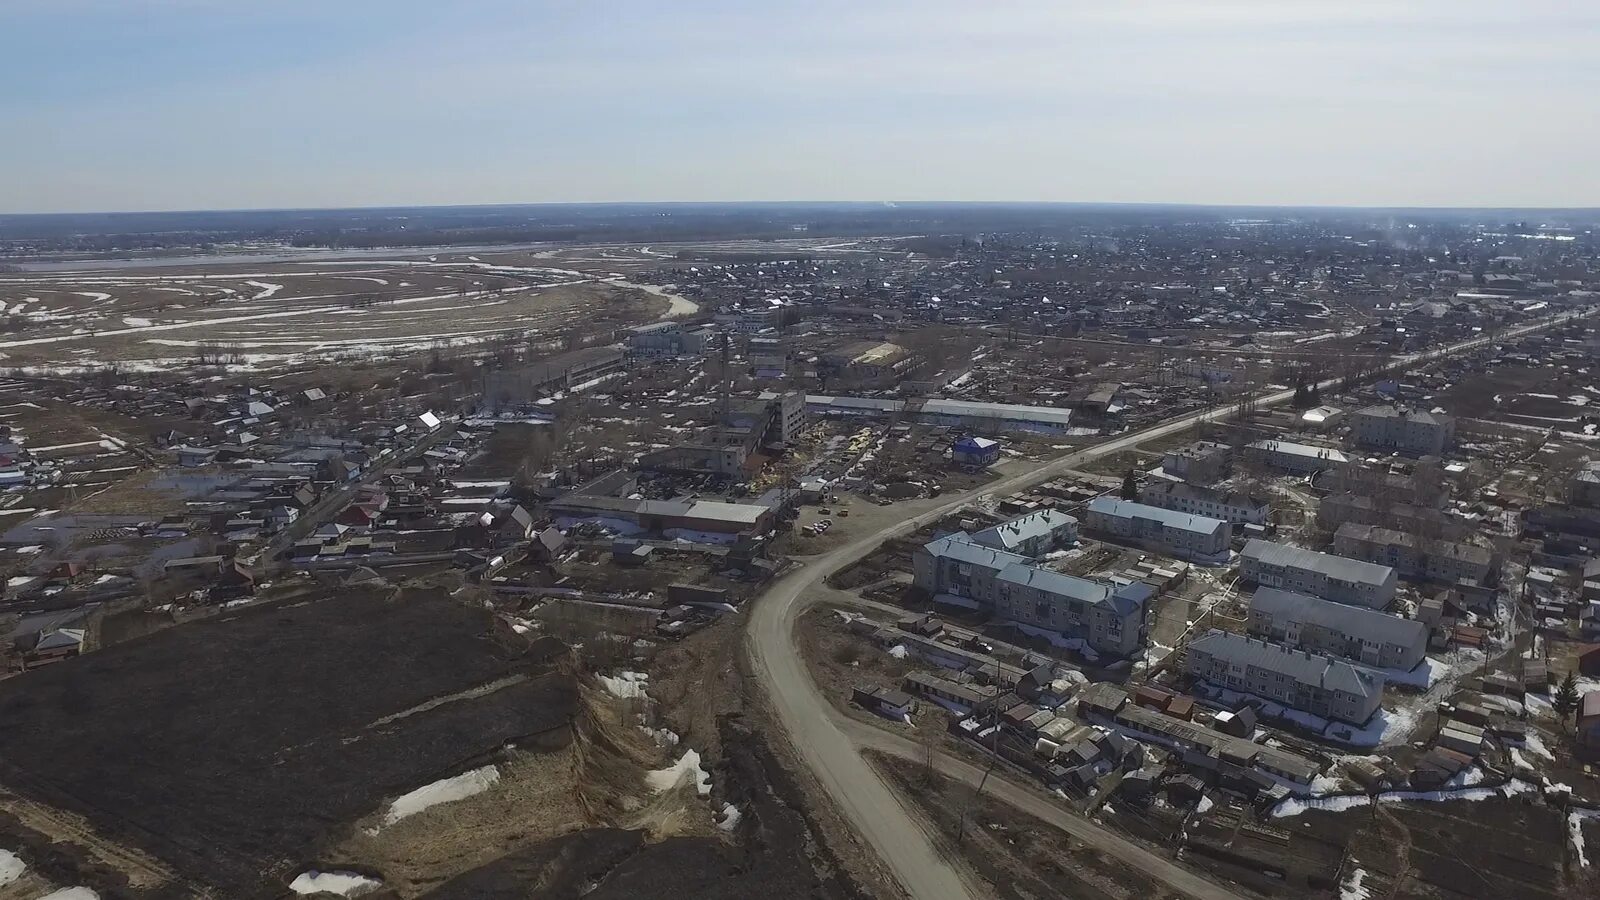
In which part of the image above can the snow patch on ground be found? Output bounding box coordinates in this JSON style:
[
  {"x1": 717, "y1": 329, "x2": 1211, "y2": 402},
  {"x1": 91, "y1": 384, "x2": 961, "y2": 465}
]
[
  {"x1": 289, "y1": 870, "x2": 383, "y2": 896},
  {"x1": 1523, "y1": 732, "x2": 1556, "y2": 761},
  {"x1": 382, "y1": 766, "x2": 500, "y2": 825},
  {"x1": 717, "y1": 802, "x2": 742, "y2": 831},
  {"x1": 38, "y1": 889, "x2": 99, "y2": 900},
  {"x1": 1341, "y1": 867, "x2": 1370, "y2": 900},
  {"x1": 599, "y1": 670, "x2": 650, "y2": 699},
  {"x1": 0, "y1": 848, "x2": 23, "y2": 886},
  {"x1": 1273, "y1": 778, "x2": 1534, "y2": 818},
  {"x1": 648, "y1": 749, "x2": 712, "y2": 796},
  {"x1": 1571, "y1": 809, "x2": 1600, "y2": 867}
]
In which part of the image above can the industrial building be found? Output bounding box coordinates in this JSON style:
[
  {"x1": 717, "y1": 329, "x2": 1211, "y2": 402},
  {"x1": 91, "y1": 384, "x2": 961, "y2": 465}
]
[
  {"x1": 1247, "y1": 586, "x2": 1429, "y2": 671},
  {"x1": 1184, "y1": 630, "x2": 1385, "y2": 725},
  {"x1": 1240, "y1": 539, "x2": 1398, "y2": 609},
  {"x1": 1084, "y1": 497, "x2": 1231, "y2": 565},
  {"x1": 819, "y1": 340, "x2": 918, "y2": 388},
  {"x1": 481, "y1": 346, "x2": 626, "y2": 413},
  {"x1": 625, "y1": 322, "x2": 718, "y2": 357}
]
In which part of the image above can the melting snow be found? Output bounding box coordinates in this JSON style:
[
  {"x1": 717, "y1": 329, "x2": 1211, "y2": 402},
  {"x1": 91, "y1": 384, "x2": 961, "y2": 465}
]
[
  {"x1": 0, "y1": 848, "x2": 23, "y2": 886},
  {"x1": 382, "y1": 766, "x2": 500, "y2": 825},
  {"x1": 1572, "y1": 809, "x2": 1600, "y2": 867},
  {"x1": 717, "y1": 802, "x2": 742, "y2": 831},
  {"x1": 289, "y1": 870, "x2": 382, "y2": 896},
  {"x1": 599, "y1": 671, "x2": 650, "y2": 699},
  {"x1": 648, "y1": 749, "x2": 712, "y2": 796},
  {"x1": 1273, "y1": 778, "x2": 1535, "y2": 818},
  {"x1": 1341, "y1": 867, "x2": 1370, "y2": 900}
]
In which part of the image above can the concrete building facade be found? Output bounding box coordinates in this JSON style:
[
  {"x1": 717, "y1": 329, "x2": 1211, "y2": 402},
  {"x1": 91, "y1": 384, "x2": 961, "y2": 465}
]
[
  {"x1": 1085, "y1": 497, "x2": 1231, "y2": 565},
  {"x1": 1184, "y1": 630, "x2": 1384, "y2": 725},
  {"x1": 1247, "y1": 587, "x2": 1428, "y2": 671},
  {"x1": 1139, "y1": 480, "x2": 1268, "y2": 527},
  {"x1": 912, "y1": 523, "x2": 1147, "y2": 658},
  {"x1": 1333, "y1": 522, "x2": 1493, "y2": 586},
  {"x1": 1240, "y1": 539, "x2": 1398, "y2": 609},
  {"x1": 1352, "y1": 405, "x2": 1455, "y2": 456}
]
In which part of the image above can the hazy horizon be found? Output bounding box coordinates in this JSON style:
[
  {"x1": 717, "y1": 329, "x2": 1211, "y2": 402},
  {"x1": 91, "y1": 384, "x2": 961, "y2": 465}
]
[{"x1": 6, "y1": 1, "x2": 1599, "y2": 214}]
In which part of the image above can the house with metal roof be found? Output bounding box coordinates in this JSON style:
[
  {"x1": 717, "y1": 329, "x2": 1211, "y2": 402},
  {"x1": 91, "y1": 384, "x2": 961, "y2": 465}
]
[
  {"x1": 1184, "y1": 630, "x2": 1384, "y2": 725},
  {"x1": 1247, "y1": 587, "x2": 1428, "y2": 671},
  {"x1": 1085, "y1": 496, "x2": 1231, "y2": 565},
  {"x1": 1240, "y1": 539, "x2": 1397, "y2": 609}
]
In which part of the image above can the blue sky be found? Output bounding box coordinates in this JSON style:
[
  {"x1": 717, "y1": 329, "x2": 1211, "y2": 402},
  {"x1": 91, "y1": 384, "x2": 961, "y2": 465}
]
[{"x1": 4, "y1": 1, "x2": 1599, "y2": 213}]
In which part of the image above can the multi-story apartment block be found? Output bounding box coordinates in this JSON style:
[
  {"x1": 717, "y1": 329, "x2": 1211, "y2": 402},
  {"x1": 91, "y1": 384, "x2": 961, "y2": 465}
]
[
  {"x1": 1185, "y1": 630, "x2": 1384, "y2": 725},
  {"x1": 1246, "y1": 439, "x2": 1349, "y2": 474},
  {"x1": 912, "y1": 521, "x2": 1149, "y2": 658},
  {"x1": 967, "y1": 509, "x2": 1079, "y2": 557},
  {"x1": 1085, "y1": 497, "x2": 1231, "y2": 565},
  {"x1": 1160, "y1": 441, "x2": 1232, "y2": 484},
  {"x1": 1139, "y1": 480, "x2": 1268, "y2": 527},
  {"x1": 1352, "y1": 405, "x2": 1455, "y2": 456},
  {"x1": 1333, "y1": 522, "x2": 1493, "y2": 586},
  {"x1": 1247, "y1": 587, "x2": 1428, "y2": 671},
  {"x1": 1240, "y1": 539, "x2": 1398, "y2": 609}
]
